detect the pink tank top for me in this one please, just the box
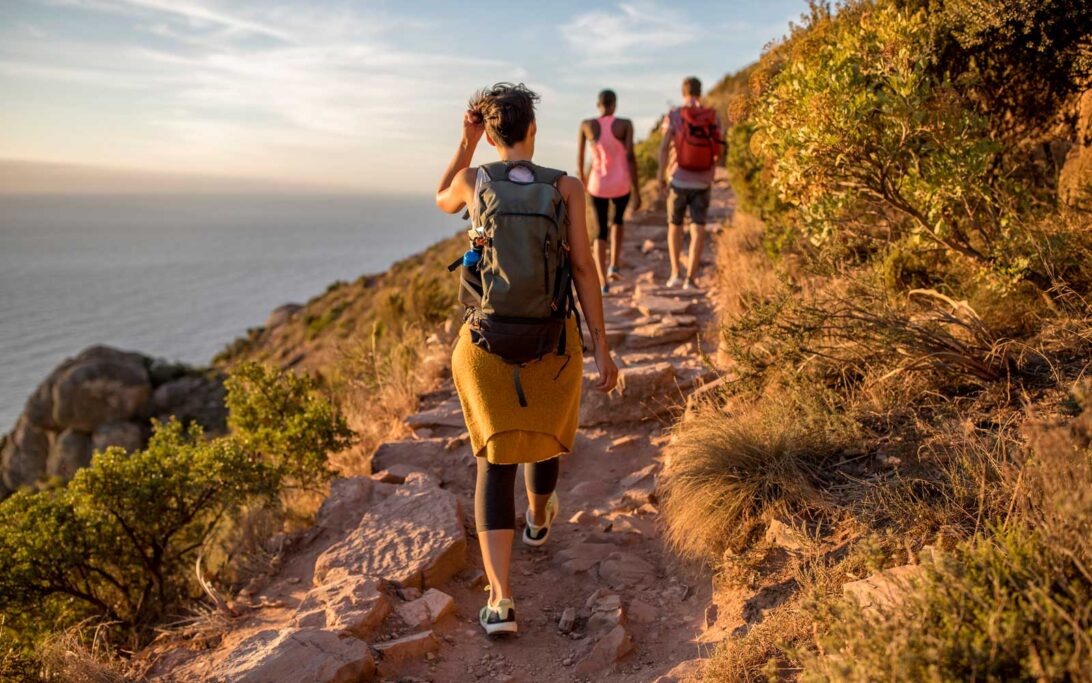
[586,115,631,199]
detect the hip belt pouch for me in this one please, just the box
[469,313,564,365]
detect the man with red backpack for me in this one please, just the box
[658,76,723,289]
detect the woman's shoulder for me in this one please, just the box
[557,174,585,197]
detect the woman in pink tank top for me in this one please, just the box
[578,89,641,292]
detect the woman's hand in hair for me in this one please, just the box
[463,110,485,147]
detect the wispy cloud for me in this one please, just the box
[561,1,698,65]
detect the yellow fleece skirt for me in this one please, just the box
[452,316,583,465]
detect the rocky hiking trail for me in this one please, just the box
[139,173,735,683]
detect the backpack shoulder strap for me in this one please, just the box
[481,161,508,182]
[533,165,566,188]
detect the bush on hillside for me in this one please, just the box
[660,390,858,562]
[0,363,352,651]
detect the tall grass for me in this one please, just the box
[660,388,858,562]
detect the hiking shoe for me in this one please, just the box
[682,278,693,290]
[607,266,622,281]
[601,284,610,295]
[522,492,559,547]
[666,276,682,288]
[479,593,518,635]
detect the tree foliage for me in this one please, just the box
[0,363,353,645]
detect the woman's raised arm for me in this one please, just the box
[436,111,485,214]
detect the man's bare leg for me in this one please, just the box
[667,222,684,282]
[687,222,706,282]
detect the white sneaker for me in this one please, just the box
[665,276,682,288]
[682,278,693,290]
[479,591,518,635]
[522,492,559,547]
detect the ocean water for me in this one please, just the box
[0,193,458,431]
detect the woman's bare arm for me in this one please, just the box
[577,121,588,186]
[560,175,618,392]
[624,119,642,211]
[436,111,484,214]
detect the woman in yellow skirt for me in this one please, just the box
[436,83,619,634]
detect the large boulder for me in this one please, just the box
[152,374,227,434]
[313,472,466,590]
[1,415,50,489]
[46,428,92,479]
[51,346,152,432]
[91,421,145,453]
[201,628,375,683]
[580,362,677,425]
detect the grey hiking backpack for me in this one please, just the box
[447,160,582,406]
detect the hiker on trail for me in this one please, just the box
[658,76,723,289]
[435,82,619,636]
[578,89,641,294]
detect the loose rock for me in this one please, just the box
[314,472,467,589]
[199,628,375,683]
[374,630,439,664]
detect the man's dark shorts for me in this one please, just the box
[668,185,711,225]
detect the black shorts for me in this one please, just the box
[591,193,631,240]
[668,185,711,225]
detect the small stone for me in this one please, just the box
[401,587,422,601]
[373,630,439,663]
[628,598,657,624]
[569,510,595,525]
[558,607,577,633]
[575,625,634,676]
[764,517,808,552]
[843,564,925,615]
[641,239,656,254]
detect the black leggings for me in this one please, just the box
[591,194,631,241]
[475,457,559,532]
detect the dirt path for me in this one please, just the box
[141,174,734,683]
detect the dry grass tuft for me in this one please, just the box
[660,389,858,562]
[37,622,129,683]
[715,213,782,322]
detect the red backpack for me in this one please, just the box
[673,106,721,171]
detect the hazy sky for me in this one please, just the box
[0,0,804,193]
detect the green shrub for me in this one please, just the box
[0,363,352,649]
[633,124,663,187]
[225,362,354,490]
[805,529,1092,682]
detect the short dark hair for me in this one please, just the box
[682,76,702,97]
[598,89,617,109]
[468,82,539,147]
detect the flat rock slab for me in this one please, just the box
[843,564,926,614]
[599,551,657,589]
[202,628,375,683]
[636,294,694,317]
[404,398,464,430]
[317,477,398,533]
[556,542,616,574]
[626,323,698,350]
[373,631,439,664]
[292,574,390,640]
[314,472,467,590]
[370,438,473,490]
[580,362,676,425]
